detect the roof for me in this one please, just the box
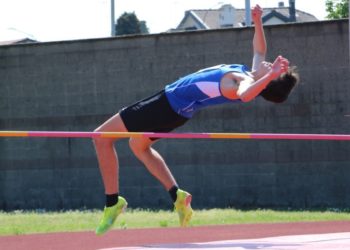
[176,6,318,30]
[0,38,37,46]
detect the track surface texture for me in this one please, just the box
[1,221,349,250]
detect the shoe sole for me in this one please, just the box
[185,194,192,207]
[183,194,193,227]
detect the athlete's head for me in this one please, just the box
[260,66,299,103]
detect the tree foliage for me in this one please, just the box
[115,12,149,36]
[326,0,349,19]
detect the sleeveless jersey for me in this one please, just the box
[164,64,250,118]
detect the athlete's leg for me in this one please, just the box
[129,137,177,190]
[94,113,130,235]
[93,113,128,194]
[129,137,193,227]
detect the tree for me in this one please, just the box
[115,12,149,36]
[326,0,349,19]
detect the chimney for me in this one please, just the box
[289,0,296,22]
[278,2,284,7]
[219,4,236,27]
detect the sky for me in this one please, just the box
[0,0,330,42]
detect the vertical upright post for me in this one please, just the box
[245,0,251,26]
[111,0,115,36]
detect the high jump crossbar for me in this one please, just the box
[0,131,350,141]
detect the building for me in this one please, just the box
[0,28,38,46]
[0,38,37,46]
[174,0,318,31]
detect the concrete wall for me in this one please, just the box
[0,19,349,210]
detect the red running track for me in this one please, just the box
[0,221,349,250]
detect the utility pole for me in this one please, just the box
[111,0,115,36]
[245,0,251,26]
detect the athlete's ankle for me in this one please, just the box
[168,185,178,202]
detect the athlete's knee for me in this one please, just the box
[129,138,150,158]
[93,127,115,148]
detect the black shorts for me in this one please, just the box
[119,90,189,140]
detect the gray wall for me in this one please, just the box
[0,19,349,210]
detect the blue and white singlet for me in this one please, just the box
[164,64,250,118]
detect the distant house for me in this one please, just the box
[174,0,318,32]
[0,28,38,46]
[0,38,37,46]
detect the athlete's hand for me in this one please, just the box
[251,4,263,23]
[270,56,289,78]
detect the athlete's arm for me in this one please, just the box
[238,56,289,102]
[251,5,266,71]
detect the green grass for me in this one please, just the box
[0,208,349,236]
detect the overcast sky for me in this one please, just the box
[0,0,329,42]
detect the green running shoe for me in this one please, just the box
[95,196,127,235]
[174,189,193,227]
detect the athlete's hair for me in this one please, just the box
[260,66,300,103]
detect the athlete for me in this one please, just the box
[93,4,299,235]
